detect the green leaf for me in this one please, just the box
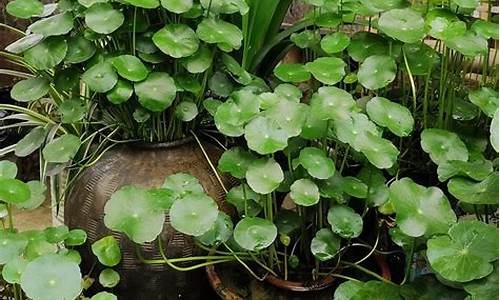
[0,232,28,264]
[16,181,46,210]
[448,173,499,205]
[291,30,321,49]
[180,45,213,73]
[6,0,43,18]
[200,0,248,15]
[59,98,86,123]
[233,217,277,251]
[173,101,197,121]
[491,110,499,152]
[244,116,288,155]
[464,264,498,300]
[218,147,256,179]
[196,212,233,246]
[273,64,311,83]
[327,205,363,238]
[104,186,165,243]
[42,134,81,163]
[24,36,66,70]
[315,12,342,27]
[209,71,234,97]
[77,0,107,8]
[357,166,389,207]
[221,53,252,85]
[226,184,262,217]
[290,179,320,207]
[170,193,219,236]
[135,72,177,112]
[82,62,118,93]
[99,268,120,288]
[468,87,498,117]
[420,128,469,165]
[10,77,49,102]
[85,3,124,34]
[366,97,414,137]
[91,236,121,267]
[452,0,479,8]
[310,86,357,121]
[20,254,82,300]
[153,24,199,58]
[310,228,340,262]
[0,178,31,204]
[445,31,488,57]
[65,36,96,64]
[298,147,335,180]
[246,158,284,194]
[161,0,193,13]
[351,281,401,300]
[29,13,73,37]
[44,225,69,243]
[437,158,493,182]
[378,8,425,43]
[196,18,243,51]
[342,176,368,198]
[0,161,16,179]
[426,220,498,282]
[347,32,389,62]
[91,292,118,300]
[123,0,159,8]
[111,55,149,82]
[64,229,87,246]
[106,79,133,104]
[471,20,499,40]
[2,256,28,284]
[389,178,456,237]
[24,239,57,261]
[203,98,222,116]
[321,32,350,54]
[305,57,346,85]
[425,9,465,40]
[334,280,364,300]
[5,34,44,54]
[264,100,308,137]
[162,173,204,200]
[402,43,438,76]
[358,55,397,90]
[400,274,468,300]
[274,209,301,235]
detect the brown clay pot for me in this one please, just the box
[65,137,234,300]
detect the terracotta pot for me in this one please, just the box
[65,137,234,300]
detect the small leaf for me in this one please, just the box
[82,62,118,93]
[0,178,31,204]
[65,36,96,64]
[209,71,234,97]
[91,236,121,267]
[420,128,469,165]
[16,181,46,210]
[135,72,177,112]
[161,0,193,13]
[305,57,346,85]
[448,173,499,205]
[321,32,350,54]
[200,0,248,15]
[99,269,120,288]
[366,97,414,137]
[111,55,149,82]
[246,158,284,194]
[334,280,364,300]
[290,179,320,207]
[153,24,199,58]
[273,64,311,83]
[378,8,425,43]
[44,225,69,243]
[468,87,498,117]
[91,292,118,300]
[10,77,49,102]
[233,217,277,251]
[472,20,499,40]
[64,229,87,246]
[298,147,335,180]
[196,212,233,246]
[264,100,308,137]
[175,101,198,121]
[0,232,28,264]
[347,32,389,62]
[218,147,256,179]
[59,98,86,123]
[358,55,397,90]
[85,3,124,34]
[351,281,401,300]
[291,30,321,49]
[6,0,43,18]
[180,45,213,73]
[196,18,243,51]
[42,134,81,163]
[0,161,17,179]
[327,205,363,239]
[310,228,340,262]
[2,256,28,284]
[357,166,389,207]
[106,80,133,104]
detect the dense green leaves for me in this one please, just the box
[420,129,469,165]
[464,265,499,300]
[233,217,277,251]
[366,97,414,137]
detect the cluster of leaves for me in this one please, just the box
[0,160,122,300]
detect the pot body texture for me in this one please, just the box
[65,137,233,300]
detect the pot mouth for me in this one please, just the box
[130,136,194,149]
[265,273,336,292]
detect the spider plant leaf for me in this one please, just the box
[264,100,309,137]
[471,20,499,40]
[274,209,300,235]
[327,205,363,239]
[310,86,357,121]
[233,217,277,251]
[420,128,469,165]
[445,31,488,57]
[452,0,479,8]
[106,79,133,104]
[20,254,82,300]
[43,225,69,243]
[111,55,149,82]
[10,77,49,102]
[15,127,47,158]
[6,0,44,18]
[402,43,438,76]
[448,173,499,205]
[2,256,28,284]
[123,0,159,8]
[59,98,86,123]
[180,45,213,73]
[153,24,199,58]
[65,36,96,64]
[99,269,120,288]
[82,62,118,92]
[64,229,87,247]
[273,64,311,83]
[468,87,498,117]
[42,134,81,163]
[135,72,177,112]
[200,0,248,15]
[358,55,397,90]
[310,228,340,262]
[347,32,389,62]
[357,166,389,207]
[464,265,499,300]
[226,184,262,217]
[290,30,321,49]
[491,110,499,152]
[246,158,284,194]
[175,101,198,121]
[218,147,256,179]
[0,178,30,204]
[161,0,193,13]
[427,220,498,282]
[305,57,346,85]
[0,161,17,179]
[29,13,73,37]
[196,212,233,246]
[320,32,350,54]
[5,34,44,54]
[24,37,67,70]
[290,179,320,206]
[378,8,425,43]
[298,147,335,180]
[437,158,493,182]
[196,18,243,51]
[389,178,456,237]
[244,116,289,155]
[366,97,414,137]
[85,3,124,34]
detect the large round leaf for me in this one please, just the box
[290,179,320,207]
[170,193,219,236]
[425,8,463,40]
[310,86,357,121]
[389,178,456,237]
[24,37,67,70]
[378,8,425,43]
[357,166,389,207]
[180,45,213,73]
[111,55,149,82]
[468,87,498,118]
[273,64,311,83]
[135,72,177,112]
[448,173,499,205]
[91,236,121,267]
[123,0,159,8]
[321,32,350,54]
[218,147,256,179]
[161,0,192,13]
[85,3,124,34]
[10,77,49,102]
[6,0,43,18]
[464,264,498,300]
[420,128,469,165]
[310,228,340,262]
[426,220,498,282]
[0,231,28,264]
[104,186,165,243]
[358,55,396,90]
[445,31,488,57]
[297,147,335,180]
[265,101,308,137]
[366,97,414,137]
[305,57,346,85]
[42,134,81,163]
[244,116,288,155]
[402,43,438,76]
[82,62,118,93]
[327,205,363,239]
[196,212,233,246]
[29,13,73,37]
[196,18,243,51]
[20,254,82,300]
[153,24,199,58]
[65,36,96,64]
[245,158,284,194]
[233,217,277,251]
[437,158,493,182]
[347,32,388,62]
[106,79,133,104]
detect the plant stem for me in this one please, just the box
[342,261,395,285]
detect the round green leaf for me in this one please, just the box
[427,220,498,282]
[161,0,192,13]
[85,3,124,34]
[310,228,340,262]
[357,166,389,207]
[305,57,346,85]
[448,173,499,205]
[402,43,438,76]
[342,176,368,199]
[491,110,499,152]
[43,225,69,243]
[290,179,320,207]
[425,8,464,40]
[65,229,87,246]
[99,268,120,288]
[42,134,81,163]
[209,71,234,97]
[445,31,488,57]
[0,178,31,204]
[437,158,493,182]
[135,72,177,112]
[16,180,46,210]
[196,18,243,51]
[6,0,43,18]
[233,217,277,251]
[351,281,401,300]
[378,8,425,43]
[334,280,364,300]
[274,209,300,235]
[161,173,204,200]
[366,97,414,137]
[104,186,165,243]
[196,212,233,246]
[0,161,17,179]
[24,239,57,261]
[59,98,86,123]
[5,34,44,54]
[358,55,397,90]
[244,116,288,155]
[123,0,159,8]
[452,0,479,8]
[264,100,308,137]
[65,36,96,64]
[20,254,82,300]
[29,13,73,37]
[0,232,28,264]
[347,32,389,62]
[420,128,469,165]
[2,256,28,284]
[91,292,118,300]
[82,62,118,93]
[273,64,311,83]
[106,79,133,104]
[175,101,198,121]
[291,30,321,49]
[153,24,199,58]
[218,147,256,179]
[327,205,363,239]
[298,147,335,180]
[226,184,262,217]
[389,178,457,237]
[180,45,213,73]
[310,86,357,121]
[91,236,121,267]
[170,193,219,236]
[245,158,284,194]
[472,20,499,40]
[464,265,498,300]
[10,77,49,102]
[111,55,149,82]
[468,87,498,118]
[320,32,350,54]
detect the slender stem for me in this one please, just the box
[342,262,395,285]
[402,47,417,114]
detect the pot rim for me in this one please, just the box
[130,136,194,149]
